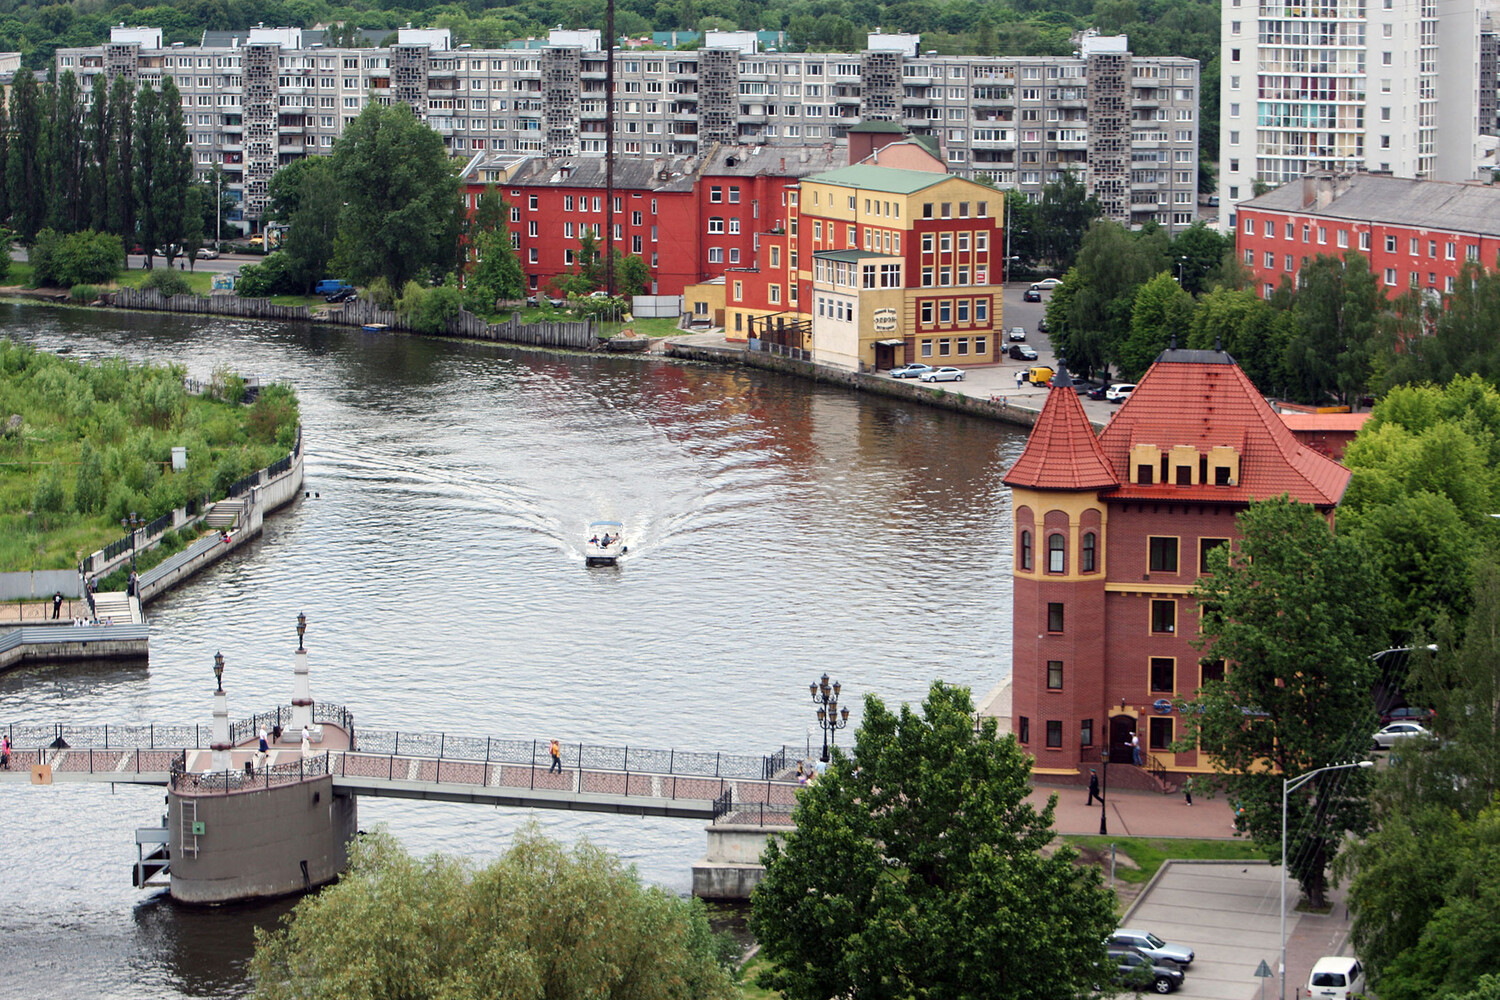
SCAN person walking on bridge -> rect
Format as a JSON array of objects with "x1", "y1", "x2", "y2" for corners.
[{"x1": 548, "y1": 739, "x2": 562, "y2": 773}]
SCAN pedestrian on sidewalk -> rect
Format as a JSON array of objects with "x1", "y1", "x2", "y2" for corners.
[
  {"x1": 1, "y1": 733, "x2": 9, "y2": 770},
  {"x1": 1130, "y1": 732, "x2": 1142, "y2": 766},
  {"x1": 254, "y1": 728, "x2": 269, "y2": 770},
  {"x1": 1183, "y1": 775, "x2": 1194, "y2": 806},
  {"x1": 1087, "y1": 768, "x2": 1102, "y2": 805},
  {"x1": 51, "y1": 592, "x2": 62, "y2": 619},
  {"x1": 548, "y1": 738, "x2": 562, "y2": 773},
  {"x1": 1015, "y1": 370, "x2": 1025, "y2": 389},
  {"x1": 300, "y1": 726, "x2": 311, "y2": 759}
]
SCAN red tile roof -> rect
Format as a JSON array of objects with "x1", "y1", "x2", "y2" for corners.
[
  {"x1": 1278, "y1": 412, "x2": 1372, "y2": 433},
  {"x1": 1004, "y1": 379, "x2": 1119, "y2": 491},
  {"x1": 1098, "y1": 350, "x2": 1350, "y2": 506}
]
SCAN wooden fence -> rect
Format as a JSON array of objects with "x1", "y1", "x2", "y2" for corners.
[{"x1": 106, "y1": 288, "x2": 597, "y2": 351}]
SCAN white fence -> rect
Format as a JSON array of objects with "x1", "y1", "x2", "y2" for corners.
[{"x1": 631, "y1": 295, "x2": 682, "y2": 318}]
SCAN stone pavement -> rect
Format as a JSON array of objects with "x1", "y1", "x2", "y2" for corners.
[{"x1": 1039, "y1": 783, "x2": 1235, "y2": 839}]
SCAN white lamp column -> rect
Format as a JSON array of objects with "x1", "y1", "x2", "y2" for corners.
[
  {"x1": 289, "y1": 612, "x2": 313, "y2": 734},
  {"x1": 209, "y1": 651, "x2": 232, "y2": 771}
]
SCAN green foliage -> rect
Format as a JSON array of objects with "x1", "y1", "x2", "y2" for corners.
[
  {"x1": 331, "y1": 102, "x2": 463, "y2": 289},
  {"x1": 279, "y1": 155, "x2": 340, "y2": 292},
  {"x1": 402, "y1": 282, "x2": 464, "y2": 334},
  {"x1": 365, "y1": 274, "x2": 395, "y2": 310},
  {"x1": 464, "y1": 227, "x2": 524, "y2": 314},
  {"x1": 0, "y1": 337, "x2": 298, "y2": 569},
  {"x1": 1049, "y1": 220, "x2": 1168, "y2": 378},
  {"x1": 1186, "y1": 287, "x2": 1290, "y2": 392},
  {"x1": 29, "y1": 228, "x2": 123, "y2": 287},
  {"x1": 750, "y1": 680, "x2": 1117, "y2": 1000},
  {"x1": 1181, "y1": 498, "x2": 1381, "y2": 909},
  {"x1": 248, "y1": 824, "x2": 737, "y2": 1000},
  {"x1": 138, "y1": 267, "x2": 193, "y2": 298},
  {"x1": 1286, "y1": 252, "x2": 1383, "y2": 406},
  {"x1": 1380, "y1": 263, "x2": 1500, "y2": 390},
  {"x1": 1118, "y1": 270, "x2": 1196, "y2": 379},
  {"x1": 68, "y1": 283, "x2": 97, "y2": 303},
  {"x1": 234, "y1": 250, "x2": 299, "y2": 298}
]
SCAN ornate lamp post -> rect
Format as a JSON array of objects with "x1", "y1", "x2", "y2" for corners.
[
  {"x1": 214, "y1": 650, "x2": 224, "y2": 691},
  {"x1": 810, "y1": 673, "x2": 850, "y2": 763},
  {"x1": 209, "y1": 650, "x2": 231, "y2": 770},
  {"x1": 120, "y1": 511, "x2": 144, "y2": 576},
  {"x1": 297, "y1": 611, "x2": 307, "y2": 651}
]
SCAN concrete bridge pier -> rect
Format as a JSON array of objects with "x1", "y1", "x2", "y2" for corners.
[{"x1": 691, "y1": 822, "x2": 791, "y2": 900}]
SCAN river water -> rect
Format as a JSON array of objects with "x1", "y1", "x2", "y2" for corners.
[{"x1": 0, "y1": 304, "x2": 1024, "y2": 999}]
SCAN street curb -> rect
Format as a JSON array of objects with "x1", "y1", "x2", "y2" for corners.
[{"x1": 1121, "y1": 858, "x2": 1272, "y2": 923}]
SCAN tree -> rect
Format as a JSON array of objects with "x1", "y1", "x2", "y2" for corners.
[
  {"x1": 1379, "y1": 263, "x2": 1500, "y2": 390},
  {"x1": 279, "y1": 156, "x2": 341, "y2": 291},
  {"x1": 1187, "y1": 286, "x2": 1289, "y2": 393},
  {"x1": 1033, "y1": 170, "x2": 1103, "y2": 271},
  {"x1": 45, "y1": 71, "x2": 87, "y2": 233},
  {"x1": 131, "y1": 83, "x2": 165, "y2": 268},
  {"x1": 29, "y1": 229, "x2": 124, "y2": 287},
  {"x1": 1117, "y1": 270, "x2": 1196, "y2": 379},
  {"x1": 1180, "y1": 498, "x2": 1382, "y2": 910},
  {"x1": 7, "y1": 68, "x2": 46, "y2": 239},
  {"x1": 465, "y1": 228, "x2": 525, "y2": 313},
  {"x1": 331, "y1": 101, "x2": 463, "y2": 289},
  {"x1": 248, "y1": 824, "x2": 737, "y2": 1000},
  {"x1": 467, "y1": 184, "x2": 509, "y2": 236},
  {"x1": 105, "y1": 74, "x2": 135, "y2": 243},
  {"x1": 750, "y1": 681, "x2": 1118, "y2": 1000},
  {"x1": 1049, "y1": 220, "x2": 1168, "y2": 377},
  {"x1": 1169, "y1": 220, "x2": 1231, "y2": 296},
  {"x1": 85, "y1": 72, "x2": 111, "y2": 232},
  {"x1": 151, "y1": 77, "x2": 193, "y2": 266},
  {"x1": 1284, "y1": 252, "x2": 1383, "y2": 406}
]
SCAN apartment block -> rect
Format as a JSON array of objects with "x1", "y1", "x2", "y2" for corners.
[
  {"x1": 1217, "y1": 0, "x2": 1483, "y2": 232},
  {"x1": 58, "y1": 25, "x2": 1199, "y2": 231}
]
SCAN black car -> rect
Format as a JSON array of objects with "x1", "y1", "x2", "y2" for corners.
[
  {"x1": 324, "y1": 287, "x2": 357, "y2": 303},
  {"x1": 1038, "y1": 316, "x2": 1050, "y2": 333},
  {"x1": 1023, "y1": 288, "x2": 1042, "y2": 302},
  {"x1": 1008, "y1": 343, "x2": 1038, "y2": 361},
  {"x1": 1087, "y1": 384, "x2": 1109, "y2": 400},
  {"x1": 1109, "y1": 947, "x2": 1185, "y2": 995},
  {"x1": 1073, "y1": 380, "x2": 1102, "y2": 396}
]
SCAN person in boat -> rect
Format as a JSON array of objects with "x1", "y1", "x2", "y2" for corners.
[
  {"x1": 601, "y1": 533, "x2": 612, "y2": 546},
  {"x1": 589, "y1": 534, "x2": 599, "y2": 545}
]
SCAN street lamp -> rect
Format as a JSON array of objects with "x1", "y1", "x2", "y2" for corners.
[
  {"x1": 1177, "y1": 255, "x2": 1189, "y2": 286},
  {"x1": 213, "y1": 650, "x2": 225, "y2": 692},
  {"x1": 810, "y1": 673, "x2": 850, "y2": 763},
  {"x1": 297, "y1": 611, "x2": 307, "y2": 651},
  {"x1": 1280, "y1": 761, "x2": 1373, "y2": 1000},
  {"x1": 120, "y1": 510, "x2": 143, "y2": 576},
  {"x1": 1098, "y1": 746, "x2": 1110, "y2": 834}
]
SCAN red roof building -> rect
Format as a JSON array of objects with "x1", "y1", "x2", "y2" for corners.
[{"x1": 1004, "y1": 350, "x2": 1351, "y2": 781}]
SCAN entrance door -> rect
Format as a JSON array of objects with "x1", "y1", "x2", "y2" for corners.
[
  {"x1": 874, "y1": 342, "x2": 898, "y2": 372},
  {"x1": 1109, "y1": 715, "x2": 1137, "y2": 765}
]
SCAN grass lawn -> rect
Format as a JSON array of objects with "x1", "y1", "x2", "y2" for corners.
[
  {"x1": 2, "y1": 261, "x2": 35, "y2": 286},
  {"x1": 736, "y1": 953, "x2": 783, "y2": 1000},
  {"x1": 620, "y1": 315, "x2": 683, "y2": 338},
  {"x1": 266, "y1": 293, "x2": 322, "y2": 307},
  {"x1": 115, "y1": 268, "x2": 216, "y2": 295},
  {"x1": 1064, "y1": 835, "x2": 1264, "y2": 885}
]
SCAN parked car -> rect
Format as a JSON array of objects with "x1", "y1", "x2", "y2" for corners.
[
  {"x1": 195, "y1": 247, "x2": 220, "y2": 259},
  {"x1": 526, "y1": 295, "x2": 539, "y2": 307},
  {"x1": 324, "y1": 287, "x2": 357, "y2": 303},
  {"x1": 1022, "y1": 288, "x2": 1042, "y2": 303},
  {"x1": 1109, "y1": 930, "x2": 1194, "y2": 968},
  {"x1": 1372, "y1": 721, "x2": 1430, "y2": 749},
  {"x1": 919, "y1": 366, "x2": 965, "y2": 382},
  {"x1": 1074, "y1": 380, "x2": 1102, "y2": 397},
  {"x1": 1105, "y1": 383, "x2": 1136, "y2": 403},
  {"x1": 546, "y1": 296, "x2": 566, "y2": 308},
  {"x1": 247, "y1": 234, "x2": 264, "y2": 247},
  {"x1": 1308, "y1": 957, "x2": 1365, "y2": 1000},
  {"x1": 1008, "y1": 326, "x2": 1027, "y2": 342},
  {"x1": 315, "y1": 279, "x2": 354, "y2": 297},
  {"x1": 1008, "y1": 343, "x2": 1038, "y2": 361},
  {"x1": 889, "y1": 363, "x2": 934, "y2": 379},
  {"x1": 1038, "y1": 316, "x2": 1050, "y2": 332},
  {"x1": 1031, "y1": 277, "x2": 1062, "y2": 290},
  {"x1": 1087, "y1": 384, "x2": 1109, "y2": 400},
  {"x1": 1380, "y1": 705, "x2": 1436, "y2": 727},
  {"x1": 1109, "y1": 947, "x2": 1185, "y2": 995},
  {"x1": 1026, "y1": 365, "x2": 1056, "y2": 386}
]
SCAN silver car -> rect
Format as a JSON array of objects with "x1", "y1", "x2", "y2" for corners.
[
  {"x1": 1110, "y1": 929, "x2": 1194, "y2": 968},
  {"x1": 1372, "y1": 722, "x2": 1430, "y2": 749},
  {"x1": 919, "y1": 366, "x2": 965, "y2": 382}
]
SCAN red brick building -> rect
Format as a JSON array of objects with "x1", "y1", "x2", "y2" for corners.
[
  {"x1": 463, "y1": 145, "x2": 844, "y2": 297},
  {"x1": 1236, "y1": 171, "x2": 1500, "y2": 301},
  {"x1": 1003, "y1": 350, "x2": 1351, "y2": 779}
]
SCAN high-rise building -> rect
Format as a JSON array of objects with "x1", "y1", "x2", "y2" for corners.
[
  {"x1": 57, "y1": 27, "x2": 1200, "y2": 232},
  {"x1": 1217, "y1": 0, "x2": 1483, "y2": 232}
]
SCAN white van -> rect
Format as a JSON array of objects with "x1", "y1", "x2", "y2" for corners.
[{"x1": 1308, "y1": 956, "x2": 1365, "y2": 1000}]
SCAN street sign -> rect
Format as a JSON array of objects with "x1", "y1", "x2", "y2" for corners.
[{"x1": 1254, "y1": 960, "x2": 1273, "y2": 978}]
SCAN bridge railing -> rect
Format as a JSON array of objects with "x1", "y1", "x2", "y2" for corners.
[{"x1": 171, "y1": 751, "x2": 329, "y2": 794}]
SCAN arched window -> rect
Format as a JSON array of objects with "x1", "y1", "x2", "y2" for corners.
[
  {"x1": 1019, "y1": 530, "x2": 1032, "y2": 570},
  {"x1": 1048, "y1": 533, "x2": 1065, "y2": 573},
  {"x1": 1082, "y1": 531, "x2": 1097, "y2": 572}
]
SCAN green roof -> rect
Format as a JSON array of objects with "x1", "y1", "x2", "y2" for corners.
[
  {"x1": 907, "y1": 134, "x2": 940, "y2": 157},
  {"x1": 813, "y1": 249, "x2": 890, "y2": 262},
  {"x1": 847, "y1": 120, "x2": 906, "y2": 133},
  {"x1": 803, "y1": 164, "x2": 950, "y2": 195}
]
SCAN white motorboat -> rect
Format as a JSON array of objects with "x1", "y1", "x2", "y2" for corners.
[{"x1": 585, "y1": 521, "x2": 627, "y2": 566}]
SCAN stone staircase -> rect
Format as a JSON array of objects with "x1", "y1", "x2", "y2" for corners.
[
  {"x1": 204, "y1": 499, "x2": 245, "y2": 529},
  {"x1": 91, "y1": 591, "x2": 137, "y2": 624}
]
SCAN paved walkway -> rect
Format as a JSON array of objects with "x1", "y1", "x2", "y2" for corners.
[{"x1": 1040, "y1": 784, "x2": 1235, "y2": 839}]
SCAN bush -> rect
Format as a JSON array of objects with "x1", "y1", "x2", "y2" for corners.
[
  {"x1": 31, "y1": 229, "x2": 124, "y2": 287},
  {"x1": 69, "y1": 284, "x2": 98, "y2": 304},
  {"x1": 397, "y1": 282, "x2": 463, "y2": 334},
  {"x1": 365, "y1": 276, "x2": 395, "y2": 310},
  {"x1": 235, "y1": 251, "x2": 299, "y2": 297},
  {"x1": 139, "y1": 268, "x2": 193, "y2": 298}
]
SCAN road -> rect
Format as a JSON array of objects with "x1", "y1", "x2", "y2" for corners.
[{"x1": 10, "y1": 246, "x2": 253, "y2": 277}]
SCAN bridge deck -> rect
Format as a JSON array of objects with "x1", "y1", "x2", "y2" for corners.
[{"x1": 0, "y1": 745, "x2": 799, "y2": 824}]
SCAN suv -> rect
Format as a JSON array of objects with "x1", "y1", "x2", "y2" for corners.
[
  {"x1": 1008, "y1": 343, "x2": 1038, "y2": 361},
  {"x1": 1008, "y1": 326, "x2": 1027, "y2": 342},
  {"x1": 1109, "y1": 930, "x2": 1194, "y2": 968},
  {"x1": 1109, "y1": 947, "x2": 1185, "y2": 995}
]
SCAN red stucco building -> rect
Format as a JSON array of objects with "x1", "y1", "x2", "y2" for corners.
[
  {"x1": 1003, "y1": 349, "x2": 1351, "y2": 780},
  {"x1": 1236, "y1": 171, "x2": 1500, "y2": 301}
]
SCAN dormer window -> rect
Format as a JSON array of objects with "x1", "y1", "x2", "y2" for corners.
[
  {"x1": 1129, "y1": 444, "x2": 1162, "y2": 485},
  {"x1": 1208, "y1": 445, "x2": 1241, "y2": 486}
]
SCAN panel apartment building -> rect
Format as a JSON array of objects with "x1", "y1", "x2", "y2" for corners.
[
  {"x1": 1217, "y1": 0, "x2": 1484, "y2": 231},
  {"x1": 58, "y1": 26, "x2": 1199, "y2": 230}
]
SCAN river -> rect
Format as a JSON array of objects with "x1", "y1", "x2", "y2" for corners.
[{"x1": 0, "y1": 303, "x2": 1024, "y2": 999}]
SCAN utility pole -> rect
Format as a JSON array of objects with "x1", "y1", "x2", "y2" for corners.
[
  {"x1": 604, "y1": 0, "x2": 615, "y2": 298},
  {"x1": 215, "y1": 169, "x2": 222, "y2": 246}
]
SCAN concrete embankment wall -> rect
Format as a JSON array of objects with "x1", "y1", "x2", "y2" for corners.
[
  {"x1": 692, "y1": 823, "x2": 791, "y2": 900},
  {"x1": 665, "y1": 342, "x2": 1043, "y2": 432}
]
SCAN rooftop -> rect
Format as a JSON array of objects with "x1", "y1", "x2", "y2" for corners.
[
  {"x1": 1004, "y1": 367, "x2": 1119, "y2": 492},
  {"x1": 1243, "y1": 170, "x2": 1500, "y2": 237},
  {"x1": 802, "y1": 164, "x2": 952, "y2": 195}
]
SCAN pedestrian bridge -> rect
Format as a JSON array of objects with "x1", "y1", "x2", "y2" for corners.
[{"x1": 0, "y1": 705, "x2": 800, "y2": 826}]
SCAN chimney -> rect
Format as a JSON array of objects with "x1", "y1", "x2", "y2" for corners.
[
  {"x1": 1301, "y1": 174, "x2": 1318, "y2": 210},
  {"x1": 779, "y1": 156, "x2": 785, "y2": 171}
]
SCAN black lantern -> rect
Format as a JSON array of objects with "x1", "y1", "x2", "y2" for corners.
[
  {"x1": 213, "y1": 650, "x2": 225, "y2": 692},
  {"x1": 296, "y1": 612, "x2": 307, "y2": 651},
  {"x1": 810, "y1": 673, "x2": 851, "y2": 763}
]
